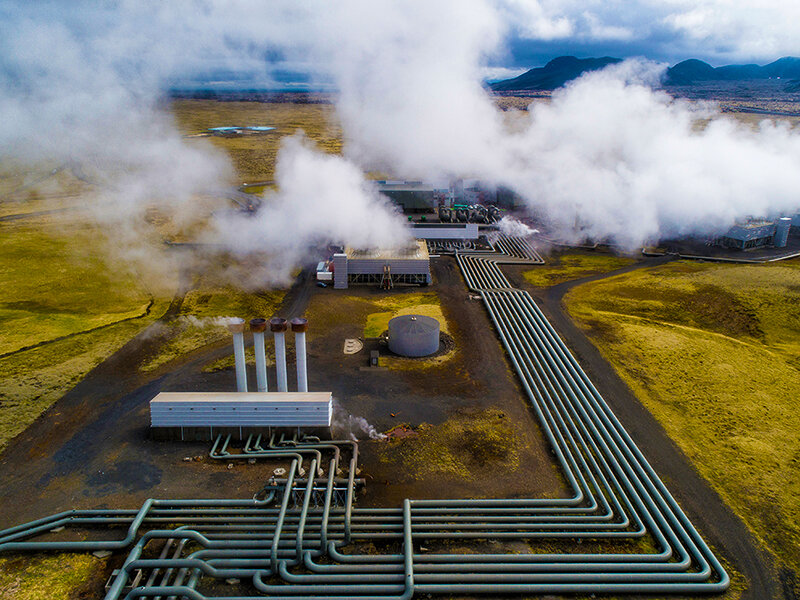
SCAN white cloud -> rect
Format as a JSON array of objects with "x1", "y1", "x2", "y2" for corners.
[
  {"x1": 658, "y1": 1, "x2": 800, "y2": 60},
  {"x1": 497, "y1": 0, "x2": 574, "y2": 40}
]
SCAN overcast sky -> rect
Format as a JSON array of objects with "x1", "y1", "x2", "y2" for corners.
[
  {"x1": 4, "y1": 1, "x2": 799, "y2": 91},
  {"x1": 495, "y1": 1, "x2": 800, "y2": 70}
]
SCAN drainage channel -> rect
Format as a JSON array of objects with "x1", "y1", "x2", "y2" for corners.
[{"x1": 0, "y1": 237, "x2": 727, "y2": 598}]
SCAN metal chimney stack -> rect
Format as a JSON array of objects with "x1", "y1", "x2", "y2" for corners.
[
  {"x1": 270, "y1": 317, "x2": 288, "y2": 392},
  {"x1": 249, "y1": 318, "x2": 268, "y2": 393},
  {"x1": 227, "y1": 318, "x2": 248, "y2": 393},
  {"x1": 291, "y1": 317, "x2": 309, "y2": 393}
]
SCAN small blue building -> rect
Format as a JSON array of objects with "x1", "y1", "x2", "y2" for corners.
[{"x1": 719, "y1": 221, "x2": 777, "y2": 250}]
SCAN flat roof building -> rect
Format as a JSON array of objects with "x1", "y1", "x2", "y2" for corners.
[
  {"x1": 150, "y1": 391, "x2": 333, "y2": 440},
  {"x1": 333, "y1": 241, "x2": 431, "y2": 289},
  {"x1": 376, "y1": 180, "x2": 440, "y2": 212},
  {"x1": 719, "y1": 220, "x2": 777, "y2": 250}
]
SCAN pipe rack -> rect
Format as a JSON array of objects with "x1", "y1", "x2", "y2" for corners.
[{"x1": 0, "y1": 236, "x2": 727, "y2": 598}]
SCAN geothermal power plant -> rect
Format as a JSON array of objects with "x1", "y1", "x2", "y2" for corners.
[
  {"x1": 5, "y1": 3, "x2": 800, "y2": 597},
  {"x1": 0, "y1": 211, "x2": 751, "y2": 599}
]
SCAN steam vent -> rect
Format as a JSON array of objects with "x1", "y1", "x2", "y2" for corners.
[{"x1": 388, "y1": 314, "x2": 440, "y2": 357}]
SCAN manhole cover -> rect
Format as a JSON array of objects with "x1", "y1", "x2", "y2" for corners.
[{"x1": 343, "y1": 338, "x2": 364, "y2": 354}]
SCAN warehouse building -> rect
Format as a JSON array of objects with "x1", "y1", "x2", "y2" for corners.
[
  {"x1": 719, "y1": 220, "x2": 777, "y2": 250},
  {"x1": 718, "y1": 216, "x2": 798, "y2": 250},
  {"x1": 150, "y1": 392, "x2": 333, "y2": 440},
  {"x1": 376, "y1": 180, "x2": 445, "y2": 212},
  {"x1": 332, "y1": 241, "x2": 431, "y2": 289},
  {"x1": 412, "y1": 223, "x2": 480, "y2": 239}
]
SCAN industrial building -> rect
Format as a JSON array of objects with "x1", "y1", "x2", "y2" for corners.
[
  {"x1": 376, "y1": 178, "x2": 526, "y2": 213},
  {"x1": 149, "y1": 316, "x2": 331, "y2": 440},
  {"x1": 150, "y1": 392, "x2": 333, "y2": 437},
  {"x1": 375, "y1": 180, "x2": 446, "y2": 212},
  {"x1": 453, "y1": 180, "x2": 525, "y2": 209},
  {"x1": 718, "y1": 217, "x2": 794, "y2": 250},
  {"x1": 412, "y1": 222, "x2": 480, "y2": 239},
  {"x1": 332, "y1": 241, "x2": 431, "y2": 289}
]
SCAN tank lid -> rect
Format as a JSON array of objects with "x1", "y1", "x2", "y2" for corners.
[{"x1": 388, "y1": 314, "x2": 439, "y2": 334}]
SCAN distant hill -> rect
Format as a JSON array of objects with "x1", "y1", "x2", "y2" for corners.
[
  {"x1": 490, "y1": 55, "x2": 800, "y2": 92},
  {"x1": 664, "y1": 57, "x2": 800, "y2": 85},
  {"x1": 490, "y1": 56, "x2": 621, "y2": 92},
  {"x1": 785, "y1": 80, "x2": 800, "y2": 93}
]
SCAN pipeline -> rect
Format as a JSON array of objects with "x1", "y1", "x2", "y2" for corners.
[{"x1": 0, "y1": 235, "x2": 727, "y2": 598}]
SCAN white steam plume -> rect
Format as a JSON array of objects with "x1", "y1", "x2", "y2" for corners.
[
  {"x1": 3, "y1": 0, "x2": 800, "y2": 265},
  {"x1": 208, "y1": 134, "x2": 412, "y2": 287},
  {"x1": 331, "y1": 399, "x2": 387, "y2": 441},
  {"x1": 497, "y1": 216, "x2": 538, "y2": 238},
  {"x1": 0, "y1": 3, "x2": 411, "y2": 288},
  {"x1": 311, "y1": 10, "x2": 800, "y2": 248}
]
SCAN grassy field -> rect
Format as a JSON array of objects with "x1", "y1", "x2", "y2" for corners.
[
  {"x1": 0, "y1": 164, "x2": 93, "y2": 218},
  {"x1": 0, "y1": 554, "x2": 105, "y2": 600},
  {"x1": 139, "y1": 286, "x2": 285, "y2": 373},
  {"x1": 564, "y1": 259, "x2": 800, "y2": 575},
  {"x1": 0, "y1": 216, "x2": 155, "y2": 356},
  {"x1": 171, "y1": 100, "x2": 342, "y2": 182},
  {"x1": 0, "y1": 211, "x2": 173, "y2": 451},
  {"x1": 523, "y1": 250, "x2": 636, "y2": 287}
]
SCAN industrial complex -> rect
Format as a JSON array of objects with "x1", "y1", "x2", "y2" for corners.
[
  {"x1": 0, "y1": 213, "x2": 739, "y2": 599},
  {"x1": 331, "y1": 242, "x2": 432, "y2": 289},
  {"x1": 1, "y1": 158, "x2": 798, "y2": 599},
  {"x1": 5, "y1": 3, "x2": 800, "y2": 596}
]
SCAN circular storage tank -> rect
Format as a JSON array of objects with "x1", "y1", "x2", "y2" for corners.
[{"x1": 388, "y1": 315, "x2": 440, "y2": 357}]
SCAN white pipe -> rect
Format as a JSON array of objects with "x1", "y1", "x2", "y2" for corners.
[
  {"x1": 275, "y1": 331, "x2": 287, "y2": 392},
  {"x1": 253, "y1": 330, "x2": 268, "y2": 392},
  {"x1": 227, "y1": 319, "x2": 247, "y2": 393},
  {"x1": 291, "y1": 318, "x2": 309, "y2": 393},
  {"x1": 295, "y1": 331, "x2": 307, "y2": 392}
]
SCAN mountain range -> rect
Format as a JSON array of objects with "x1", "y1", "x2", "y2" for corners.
[{"x1": 490, "y1": 56, "x2": 800, "y2": 91}]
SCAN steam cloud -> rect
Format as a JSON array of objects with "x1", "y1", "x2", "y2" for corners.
[
  {"x1": 331, "y1": 399, "x2": 387, "y2": 441},
  {"x1": 2, "y1": 0, "x2": 800, "y2": 273},
  {"x1": 208, "y1": 134, "x2": 411, "y2": 287}
]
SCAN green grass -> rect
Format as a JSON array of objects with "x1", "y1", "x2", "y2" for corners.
[
  {"x1": 0, "y1": 552, "x2": 105, "y2": 600},
  {"x1": 0, "y1": 304, "x2": 169, "y2": 451},
  {"x1": 0, "y1": 214, "x2": 172, "y2": 452},
  {"x1": 564, "y1": 259, "x2": 800, "y2": 574},
  {"x1": 139, "y1": 287, "x2": 285, "y2": 373},
  {"x1": 0, "y1": 218, "x2": 154, "y2": 355},
  {"x1": 363, "y1": 292, "x2": 447, "y2": 337},
  {"x1": 171, "y1": 99, "x2": 342, "y2": 182},
  {"x1": 523, "y1": 251, "x2": 636, "y2": 287}
]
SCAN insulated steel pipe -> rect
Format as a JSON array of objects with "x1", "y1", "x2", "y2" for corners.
[
  {"x1": 270, "y1": 317, "x2": 288, "y2": 392},
  {"x1": 249, "y1": 318, "x2": 268, "y2": 393},
  {"x1": 226, "y1": 318, "x2": 247, "y2": 393},
  {"x1": 291, "y1": 317, "x2": 309, "y2": 393}
]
